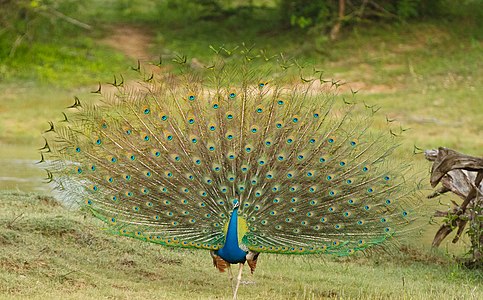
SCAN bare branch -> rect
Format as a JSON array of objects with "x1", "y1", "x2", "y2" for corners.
[{"x1": 40, "y1": 8, "x2": 92, "y2": 30}]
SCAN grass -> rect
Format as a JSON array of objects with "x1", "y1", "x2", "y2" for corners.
[
  {"x1": 1, "y1": 9, "x2": 481, "y2": 152},
  {"x1": 0, "y1": 191, "x2": 481, "y2": 299}
]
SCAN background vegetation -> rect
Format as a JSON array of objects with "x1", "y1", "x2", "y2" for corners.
[{"x1": 0, "y1": 0, "x2": 482, "y2": 298}]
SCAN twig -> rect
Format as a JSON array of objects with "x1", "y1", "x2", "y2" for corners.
[
  {"x1": 6, "y1": 212, "x2": 25, "y2": 229},
  {"x1": 358, "y1": 0, "x2": 369, "y2": 17},
  {"x1": 57, "y1": 270, "x2": 77, "y2": 283},
  {"x1": 42, "y1": 8, "x2": 92, "y2": 30},
  {"x1": 367, "y1": 0, "x2": 399, "y2": 19}
]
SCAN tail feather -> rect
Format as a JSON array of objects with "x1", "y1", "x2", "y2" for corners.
[{"x1": 41, "y1": 48, "x2": 420, "y2": 256}]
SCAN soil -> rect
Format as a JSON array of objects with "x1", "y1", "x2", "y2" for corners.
[{"x1": 102, "y1": 25, "x2": 154, "y2": 60}]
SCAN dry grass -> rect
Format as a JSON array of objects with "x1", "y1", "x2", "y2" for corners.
[{"x1": 0, "y1": 191, "x2": 481, "y2": 299}]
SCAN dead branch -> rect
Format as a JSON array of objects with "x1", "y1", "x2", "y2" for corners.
[
  {"x1": 425, "y1": 147, "x2": 483, "y2": 266},
  {"x1": 42, "y1": 8, "x2": 92, "y2": 30}
]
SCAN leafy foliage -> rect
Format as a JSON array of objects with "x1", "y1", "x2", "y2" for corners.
[
  {"x1": 279, "y1": 0, "x2": 445, "y2": 32},
  {"x1": 0, "y1": 0, "x2": 89, "y2": 57}
]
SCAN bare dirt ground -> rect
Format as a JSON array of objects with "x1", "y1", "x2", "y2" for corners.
[
  {"x1": 99, "y1": 25, "x2": 401, "y2": 98},
  {"x1": 102, "y1": 25, "x2": 154, "y2": 60},
  {"x1": 98, "y1": 25, "x2": 167, "y2": 95}
]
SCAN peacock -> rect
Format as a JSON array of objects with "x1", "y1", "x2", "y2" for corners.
[{"x1": 40, "y1": 46, "x2": 419, "y2": 299}]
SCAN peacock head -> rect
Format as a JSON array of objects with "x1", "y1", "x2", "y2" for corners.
[{"x1": 233, "y1": 199, "x2": 240, "y2": 210}]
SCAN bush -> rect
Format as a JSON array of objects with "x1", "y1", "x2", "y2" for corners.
[
  {"x1": 278, "y1": 0, "x2": 448, "y2": 32},
  {"x1": 0, "y1": 0, "x2": 89, "y2": 58}
]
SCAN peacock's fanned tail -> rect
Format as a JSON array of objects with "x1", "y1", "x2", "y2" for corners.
[{"x1": 41, "y1": 48, "x2": 419, "y2": 256}]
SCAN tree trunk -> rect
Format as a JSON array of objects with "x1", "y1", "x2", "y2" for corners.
[{"x1": 330, "y1": 0, "x2": 345, "y2": 41}]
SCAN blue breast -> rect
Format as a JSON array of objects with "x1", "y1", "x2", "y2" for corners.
[{"x1": 215, "y1": 207, "x2": 247, "y2": 264}]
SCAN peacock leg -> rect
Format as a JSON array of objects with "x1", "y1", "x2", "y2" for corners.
[
  {"x1": 233, "y1": 263, "x2": 244, "y2": 300},
  {"x1": 227, "y1": 264, "x2": 234, "y2": 291}
]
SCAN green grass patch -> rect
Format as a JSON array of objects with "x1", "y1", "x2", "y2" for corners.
[
  {"x1": 0, "y1": 191, "x2": 481, "y2": 299},
  {"x1": 1, "y1": 40, "x2": 130, "y2": 87}
]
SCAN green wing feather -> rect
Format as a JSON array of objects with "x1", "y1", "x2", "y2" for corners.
[{"x1": 42, "y1": 48, "x2": 418, "y2": 255}]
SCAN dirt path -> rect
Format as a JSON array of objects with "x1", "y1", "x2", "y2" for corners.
[
  {"x1": 102, "y1": 25, "x2": 154, "y2": 60},
  {"x1": 100, "y1": 25, "x2": 396, "y2": 96}
]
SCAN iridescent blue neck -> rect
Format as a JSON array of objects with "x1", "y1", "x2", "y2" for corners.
[{"x1": 215, "y1": 207, "x2": 247, "y2": 264}]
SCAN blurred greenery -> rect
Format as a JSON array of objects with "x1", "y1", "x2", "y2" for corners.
[
  {"x1": 1, "y1": 0, "x2": 482, "y2": 85},
  {"x1": 0, "y1": 0, "x2": 482, "y2": 298}
]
